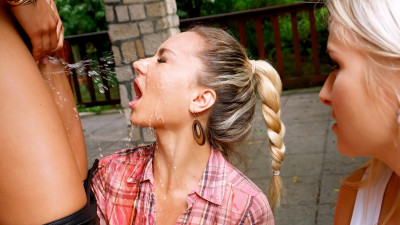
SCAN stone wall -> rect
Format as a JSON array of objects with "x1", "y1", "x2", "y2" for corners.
[{"x1": 103, "y1": 0, "x2": 180, "y2": 145}]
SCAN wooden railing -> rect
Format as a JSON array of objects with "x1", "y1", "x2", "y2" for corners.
[
  {"x1": 180, "y1": 2, "x2": 328, "y2": 88},
  {"x1": 61, "y1": 2, "x2": 328, "y2": 107},
  {"x1": 62, "y1": 31, "x2": 120, "y2": 107}
]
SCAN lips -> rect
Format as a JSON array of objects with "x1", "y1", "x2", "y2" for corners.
[
  {"x1": 331, "y1": 111, "x2": 337, "y2": 121},
  {"x1": 129, "y1": 79, "x2": 142, "y2": 108}
]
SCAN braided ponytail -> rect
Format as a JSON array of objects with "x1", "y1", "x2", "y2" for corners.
[{"x1": 252, "y1": 60, "x2": 286, "y2": 210}]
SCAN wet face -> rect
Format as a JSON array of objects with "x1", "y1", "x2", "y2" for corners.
[
  {"x1": 319, "y1": 32, "x2": 400, "y2": 158},
  {"x1": 129, "y1": 32, "x2": 205, "y2": 128}
]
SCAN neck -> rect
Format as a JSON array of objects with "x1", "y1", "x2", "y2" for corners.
[
  {"x1": 152, "y1": 126, "x2": 211, "y2": 193},
  {"x1": 377, "y1": 138, "x2": 400, "y2": 176},
  {"x1": 383, "y1": 153, "x2": 400, "y2": 177}
]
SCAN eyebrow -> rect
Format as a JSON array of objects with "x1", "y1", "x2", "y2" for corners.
[
  {"x1": 326, "y1": 47, "x2": 336, "y2": 55},
  {"x1": 158, "y1": 47, "x2": 176, "y2": 57}
]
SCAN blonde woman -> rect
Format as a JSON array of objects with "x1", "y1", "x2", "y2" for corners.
[
  {"x1": 91, "y1": 26, "x2": 285, "y2": 224},
  {"x1": 319, "y1": 0, "x2": 400, "y2": 224}
]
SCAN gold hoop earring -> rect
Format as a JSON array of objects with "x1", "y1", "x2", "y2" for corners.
[{"x1": 192, "y1": 113, "x2": 206, "y2": 146}]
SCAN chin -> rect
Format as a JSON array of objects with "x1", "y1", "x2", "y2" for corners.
[
  {"x1": 336, "y1": 142, "x2": 363, "y2": 158},
  {"x1": 129, "y1": 112, "x2": 142, "y2": 126},
  {"x1": 129, "y1": 116, "x2": 153, "y2": 127}
]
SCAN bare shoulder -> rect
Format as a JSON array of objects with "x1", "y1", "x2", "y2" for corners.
[
  {"x1": 334, "y1": 167, "x2": 367, "y2": 225},
  {"x1": 380, "y1": 173, "x2": 400, "y2": 224}
]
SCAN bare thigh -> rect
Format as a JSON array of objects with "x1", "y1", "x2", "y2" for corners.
[
  {"x1": 40, "y1": 57, "x2": 88, "y2": 180},
  {"x1": 0, "y1": 5, "x2": 86, "y2": 225}
]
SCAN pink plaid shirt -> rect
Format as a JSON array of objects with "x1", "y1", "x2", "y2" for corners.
[{"x1": 91, "y1": 144, "x2": 274, "y2": 225}]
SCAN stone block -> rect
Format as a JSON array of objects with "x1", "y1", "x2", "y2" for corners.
[
  {"x1": 123, "y1": 0, "x2": 154, "y2": 3},
  {"x1": 128, "y1": 125, "x2": 142, "y2": 142},
  {"x1": 115, "y1": 65, "x2": 134, "y2": 82},
  {"x1": 108, "y1": 23, "x2": 139, "y2": 42},
  {"x1": 105, "y1": 5, "x2": 114, "y2": 22},
  {"x1": 118, "y1": 82, "x2": 133, "y2": 108},
  {"x1": 143, "y1": 33, "x2": 168, "y2": 56},
  {"x1": 123, "y1": 108, "x2": 132, "y2": 124},
  {"x1": 115, "y1": 5, "x2": 130, "y2": 22},
  {"x1": 111, "y1": 45, "x2": 122, "y2": 66},
  {"x1": 146, "y1": 2, "x2": 166, "y2": 18},
  {"x1": 142, "y1": 127, "x2": 157, "y2": 143},
  {"x1": 104, "y1": 0, "x2": 120, "y2": 3},
  {"x1": 165, "y1": 0, "x2": 177, "y2": 14},
  {"x1": 121, "y1": 41, "x2": 138, "y2": 63},
  {"x1": 139, "y1": 21, "x2": 154, "y2": 34},
  {"x1": 165, "y1": 27, "x2": 180, "y2": 37},
  {"x1": 128, "y1": 4, "x2": 146, "y2": 21},
  {"x1": 156, "y1": 15, "x2": 179, "y2": 30},
  {"x1": 135, "y1": 39, "x2": 145, "y2": 58}
]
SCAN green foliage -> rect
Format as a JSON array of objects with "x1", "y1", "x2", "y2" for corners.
[
  {"x1": 177, "y1": 0, "x2": 304, "y2": 18},
  {"x1": 77, "y1": 104, "x2": 121, "y2": 114},
  {"x1": 178, "y1": 0, "x2": 330, "y2": 77},
  {"x1": 55, "y1": 0, "x2": 107, "y2": 36}
]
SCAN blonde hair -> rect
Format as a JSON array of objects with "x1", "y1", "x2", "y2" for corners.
[
  {"x1": 326, "y1": 0, "x2": 400, "y2": 223},
  {"x1": 188, "y1": 26, "x2": 285, "y2": 210}
]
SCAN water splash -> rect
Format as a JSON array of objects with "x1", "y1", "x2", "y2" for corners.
[{"x1": 42, "y1": 56, "x2": 118, "y2": 100}]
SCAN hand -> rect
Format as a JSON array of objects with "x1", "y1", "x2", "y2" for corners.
[{"x1": 10, "y1": 0, "x2": 64, "y2": 60}]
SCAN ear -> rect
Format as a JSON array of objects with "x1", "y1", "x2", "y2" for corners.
[{"x1": 189, "y1": 88, "x2": 216, "y2": 114}]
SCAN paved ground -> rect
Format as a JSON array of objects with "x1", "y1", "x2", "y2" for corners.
[{"x1": 81, "y1": 87, "x2": 368, "y2": 225}]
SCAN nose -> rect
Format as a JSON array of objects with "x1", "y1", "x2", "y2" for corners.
[
  {"x1": 132, "y1": 58, "x2": 150, "y2": 77},
  {"x1": 319, "y1": 74, "x2": 334, "y2": 106}
]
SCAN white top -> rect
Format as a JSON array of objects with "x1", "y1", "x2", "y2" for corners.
[{"x1": 350, "y1": 165, "x2": 393, "y2": 225}]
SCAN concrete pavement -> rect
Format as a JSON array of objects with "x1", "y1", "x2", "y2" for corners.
[{"x1": 80, "y1": 87, "x2": 368, "y2": 225}]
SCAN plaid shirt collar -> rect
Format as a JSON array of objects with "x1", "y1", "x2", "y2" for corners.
[{"x1": 131, "y1": 145, "x2": 226, "y2": 206}]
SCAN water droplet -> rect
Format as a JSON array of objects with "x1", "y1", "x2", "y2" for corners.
[
  {"x1": 99, "y1": 87, "x2": 105, "y2": 94},
  {"x1": 88, "y1": 70, "x2": 99, "y2": 77}
]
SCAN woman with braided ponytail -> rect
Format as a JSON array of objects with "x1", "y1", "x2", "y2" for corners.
[{"x1": 91, "y1": 26, "x2": 285, "y2": 224}]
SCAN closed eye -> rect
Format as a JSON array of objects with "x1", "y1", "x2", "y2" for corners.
[
  {"x1": 157, "y1": 57, "x2": 166, "y2": 63},
  {"x1": 330, "y1": 59, "x2": 340, "y2": 72}
]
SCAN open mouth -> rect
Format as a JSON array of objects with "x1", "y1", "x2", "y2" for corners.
[
  {"x1": 129, "y1": 79, "x2": 142, "y2": 108},
  {"x1": 134, "y1": 79, "x2": 142, "y2": 99}
]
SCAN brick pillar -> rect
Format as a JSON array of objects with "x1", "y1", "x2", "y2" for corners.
[{"x1": 103, "y1": 0, "x2": 180, "y2": 145}]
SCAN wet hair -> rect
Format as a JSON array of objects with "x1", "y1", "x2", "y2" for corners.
[
  {"x1": 326, "y1": 0, "x2": 400, "y2": 223},
  {"x1": 188, "y1": 26, "x2": 285, "y2": 210}
]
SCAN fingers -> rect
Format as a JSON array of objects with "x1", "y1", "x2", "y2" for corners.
[
  {"x1": 31, "y1": 36, "x2": 43, "y2": 60},
  {"x1": 40, "y1": 15, "x2": 64, "y2": 59},
  {"x1": 48, "y1": 21, "x2": 64, "y2": 56},
  {"x1": 49, "y1": 23, "x2": 58, "y2": 52},
  {"x1": 49, "y1": 0, "x2": 59, "y2": 16},
  {"x1": 58, "y1": 25, "x2": 64, "y2": 51},
  {"x1": 44, "y1": 0, "x2": 64, "y2": 57},
  {"x1": 13, "y1": 0, "x2": 64, "y2": 60},
  {"x1": 42, "y1": 31, "x2": 51, "y2": 58}
]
